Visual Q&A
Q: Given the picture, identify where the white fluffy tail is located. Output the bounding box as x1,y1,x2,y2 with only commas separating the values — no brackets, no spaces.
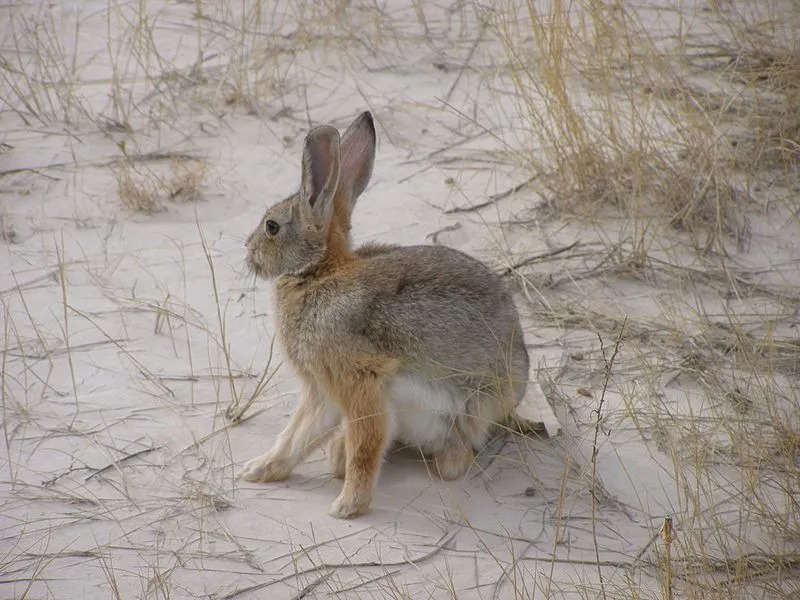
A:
511,380,562,438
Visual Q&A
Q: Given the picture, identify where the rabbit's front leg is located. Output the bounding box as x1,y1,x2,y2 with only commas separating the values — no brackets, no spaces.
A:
239,381,340,483
328,380,389,519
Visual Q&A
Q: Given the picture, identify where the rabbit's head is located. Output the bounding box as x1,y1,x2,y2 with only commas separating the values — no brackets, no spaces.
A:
246,112,376,278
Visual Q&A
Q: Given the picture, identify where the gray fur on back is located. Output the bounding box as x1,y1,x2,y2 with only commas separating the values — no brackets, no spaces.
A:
277,242,529,406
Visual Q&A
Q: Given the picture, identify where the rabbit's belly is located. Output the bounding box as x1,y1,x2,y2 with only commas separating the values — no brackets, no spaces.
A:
385,373,460,453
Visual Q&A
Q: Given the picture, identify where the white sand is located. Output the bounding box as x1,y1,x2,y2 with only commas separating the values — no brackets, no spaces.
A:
2,1,798,598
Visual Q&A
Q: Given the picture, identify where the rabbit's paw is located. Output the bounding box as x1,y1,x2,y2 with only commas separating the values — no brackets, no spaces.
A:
433,443,474,480
329,490,370,519
328,433,347,479
238,453,291,482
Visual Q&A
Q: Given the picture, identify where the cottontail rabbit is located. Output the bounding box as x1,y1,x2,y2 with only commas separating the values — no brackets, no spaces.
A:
239,112,529,518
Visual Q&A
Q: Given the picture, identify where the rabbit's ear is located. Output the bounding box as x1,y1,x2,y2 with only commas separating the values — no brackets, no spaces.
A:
300,125,341,225
339,111,376,213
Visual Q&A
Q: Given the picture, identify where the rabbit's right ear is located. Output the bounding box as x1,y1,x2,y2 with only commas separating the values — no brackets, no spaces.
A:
339,111,376,215
299,125,341,227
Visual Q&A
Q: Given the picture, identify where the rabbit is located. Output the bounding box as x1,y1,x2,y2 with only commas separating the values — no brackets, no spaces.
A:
239,111,529,519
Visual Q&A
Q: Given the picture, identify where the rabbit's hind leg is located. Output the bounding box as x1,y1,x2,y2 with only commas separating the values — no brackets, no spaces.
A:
432,383,514,480
433,427,475,480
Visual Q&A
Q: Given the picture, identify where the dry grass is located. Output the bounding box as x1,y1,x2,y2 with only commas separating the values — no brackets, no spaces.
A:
490,0,757,252
114,155,206,213
698,1,800,174
485,3,800,596
518,255,800,599
0,7,89,126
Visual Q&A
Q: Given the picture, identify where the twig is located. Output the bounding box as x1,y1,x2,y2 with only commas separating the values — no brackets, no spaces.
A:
426,222,461,245
443,197,499,215
85,446,159,482
212,528,459,600
42,445,160,486
176,406,269,458
661,516,675,600
0,150,199,176
501,241,580,276
631,525,662,565
44,408,268,487
470,432,510,480
41,463,89,487
157,372,258,381
521,556,639,568
214,571,306,600
397,132,488,178
592,318,627,600
329,569,402,594
3,338,127,360
444,175,540,214
289,570,332,600
0,270,59,295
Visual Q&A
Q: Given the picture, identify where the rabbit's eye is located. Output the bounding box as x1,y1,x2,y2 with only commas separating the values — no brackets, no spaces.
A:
264,219,280,236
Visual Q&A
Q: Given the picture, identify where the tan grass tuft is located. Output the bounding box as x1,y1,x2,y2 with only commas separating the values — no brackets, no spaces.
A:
700,2,800,173
113,162,163,214
167,157,206,204
493,0,753,251
114,155,206,213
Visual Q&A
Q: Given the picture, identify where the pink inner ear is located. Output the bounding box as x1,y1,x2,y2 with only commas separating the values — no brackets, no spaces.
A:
340,119,375,205
309,137,333,205
342,136,368,172
303,128,340,208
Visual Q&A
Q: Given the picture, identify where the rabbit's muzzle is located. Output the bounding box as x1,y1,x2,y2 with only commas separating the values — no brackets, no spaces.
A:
245,229,263,277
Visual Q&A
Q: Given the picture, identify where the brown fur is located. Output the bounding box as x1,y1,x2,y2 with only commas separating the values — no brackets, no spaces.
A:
324,359,396,517
317,190,353,274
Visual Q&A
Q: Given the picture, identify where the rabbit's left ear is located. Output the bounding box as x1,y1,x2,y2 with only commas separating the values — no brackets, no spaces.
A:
339,111,376,214
300,125,341,226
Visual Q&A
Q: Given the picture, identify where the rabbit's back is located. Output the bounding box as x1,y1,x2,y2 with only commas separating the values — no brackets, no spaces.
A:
356,244,525,375
277,244,528,402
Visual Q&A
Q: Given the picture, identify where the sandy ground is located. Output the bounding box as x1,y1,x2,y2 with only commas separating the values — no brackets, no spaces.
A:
2,1,799,599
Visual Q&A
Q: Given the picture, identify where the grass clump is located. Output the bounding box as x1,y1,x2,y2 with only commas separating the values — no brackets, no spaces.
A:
712,4,800,174
492,0,752,250
114,153,206,213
